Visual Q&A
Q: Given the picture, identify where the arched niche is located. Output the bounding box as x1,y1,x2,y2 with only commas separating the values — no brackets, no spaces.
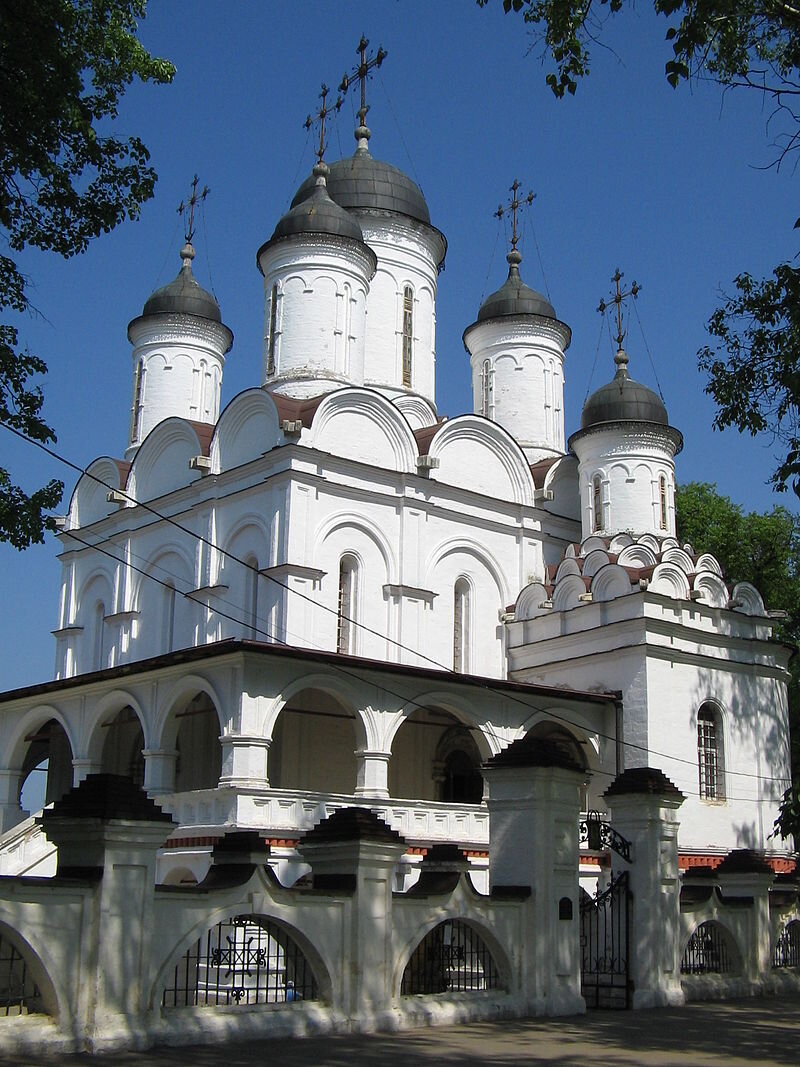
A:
389,706,485,804
269,687,359,794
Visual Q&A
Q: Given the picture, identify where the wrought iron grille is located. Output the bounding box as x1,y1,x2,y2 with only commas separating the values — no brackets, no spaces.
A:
580,871,631,1009
681,921,732,974
773,920,800,968
162,915,318,1008
401,919,500,995
0,932,41,1016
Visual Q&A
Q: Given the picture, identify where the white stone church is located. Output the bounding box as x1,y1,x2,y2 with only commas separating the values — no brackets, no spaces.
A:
0,55,796,1052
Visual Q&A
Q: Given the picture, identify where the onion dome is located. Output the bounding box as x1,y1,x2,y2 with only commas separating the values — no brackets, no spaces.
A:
139,242,221,323
477,250,556,322
292,141,431,225
264,162,366,251
579,347,668,430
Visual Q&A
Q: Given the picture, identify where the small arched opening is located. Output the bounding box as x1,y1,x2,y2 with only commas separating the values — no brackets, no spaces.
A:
390,708,485,804
18,719,73,816
173,692,223,793
100,706,145,787
401,919,501,995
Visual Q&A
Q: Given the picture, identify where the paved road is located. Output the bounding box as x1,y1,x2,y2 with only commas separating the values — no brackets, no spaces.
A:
6,995,799,1066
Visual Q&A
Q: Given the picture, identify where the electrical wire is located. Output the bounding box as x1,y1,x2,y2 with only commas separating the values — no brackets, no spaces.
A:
1,421,792,799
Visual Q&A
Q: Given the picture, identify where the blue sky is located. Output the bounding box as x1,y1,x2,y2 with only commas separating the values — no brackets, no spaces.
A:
2,0,798,691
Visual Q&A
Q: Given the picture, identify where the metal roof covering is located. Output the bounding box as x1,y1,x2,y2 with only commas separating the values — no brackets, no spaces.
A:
141,244,221,323
580,354,669,431
477,253,556,322
270,165,366,245
291,144,431,225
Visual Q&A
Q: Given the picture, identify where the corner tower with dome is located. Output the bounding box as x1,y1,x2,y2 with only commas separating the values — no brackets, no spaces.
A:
0,41,792,1025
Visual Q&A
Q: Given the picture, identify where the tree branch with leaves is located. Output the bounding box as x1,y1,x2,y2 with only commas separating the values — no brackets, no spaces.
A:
0,0,173,548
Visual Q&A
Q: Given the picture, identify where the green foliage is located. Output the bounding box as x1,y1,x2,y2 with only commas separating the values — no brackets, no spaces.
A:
699,265,800,494
480,0,800,496
675,482,800,841
479,0,800,99
0,0,174,547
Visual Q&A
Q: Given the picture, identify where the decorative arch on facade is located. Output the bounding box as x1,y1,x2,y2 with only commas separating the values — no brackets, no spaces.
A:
427,415,535,506
216,516,271,640
424,537,510,610
541,454,580,524
554,557,581,582
581,549,611,579
513,581,550,621
127,418,205,502
392,393,437,431
648,562,691,600
75,569,115,673
211,388,282,474
692,572,729,609
695,552,724,577
661,547,695,574
551,573,587,612
17,717,74,816
681,919,741,975
398,917,505,996
66,456,129,529
132,544,196,658
591,563,634,603
616,544,658,569
309,388,418,473
154,677,225,794
731,581,766,617
156,907,329,1010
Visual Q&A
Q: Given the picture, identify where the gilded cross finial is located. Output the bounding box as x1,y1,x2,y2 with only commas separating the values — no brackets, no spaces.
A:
494,179,536,254
177,175,209,245
598,268,641,350
339,34,388,135
304,83,343,163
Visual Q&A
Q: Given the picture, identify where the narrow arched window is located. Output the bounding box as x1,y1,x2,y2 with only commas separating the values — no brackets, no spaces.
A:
592,475,603,533
245,556,260,639
94,600,106,671
659,474,668,531
266,283,279,377
698,704,724,799
164,582,177,654
337,555,358,655
481,358,493,417
453,578,470,673
130,358,145,444
402,285,413,387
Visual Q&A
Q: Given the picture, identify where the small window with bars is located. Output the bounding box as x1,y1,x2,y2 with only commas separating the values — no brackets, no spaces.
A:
773,920,800,968
130,358,145,444
337,555,357,655
659,474,668,531
402,919,500,995
402,285,413,387
266,283,279,377
681,921,733,975
592,475,603,533
480,359,493,417
162,915,318,1008
0,931,42,1016
697,704,724,800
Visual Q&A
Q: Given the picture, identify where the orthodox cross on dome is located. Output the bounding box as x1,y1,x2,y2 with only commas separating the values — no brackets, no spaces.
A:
339,34,388,138
177,174,209,245
304,82,343,163
598,268,641,351
494,179,536,255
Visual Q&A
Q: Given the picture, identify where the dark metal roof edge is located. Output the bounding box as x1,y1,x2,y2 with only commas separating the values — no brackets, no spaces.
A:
0,638,618,708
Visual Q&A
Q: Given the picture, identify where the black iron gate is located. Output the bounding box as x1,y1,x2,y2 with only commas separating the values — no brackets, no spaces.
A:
580,870,632,1009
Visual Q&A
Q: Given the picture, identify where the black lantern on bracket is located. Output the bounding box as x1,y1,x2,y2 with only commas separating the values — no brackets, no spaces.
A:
586,809,603,851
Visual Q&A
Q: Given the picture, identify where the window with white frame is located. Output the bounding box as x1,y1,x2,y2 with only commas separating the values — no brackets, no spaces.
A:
130,358,145,444
659,474,668,531
698,703,725,799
